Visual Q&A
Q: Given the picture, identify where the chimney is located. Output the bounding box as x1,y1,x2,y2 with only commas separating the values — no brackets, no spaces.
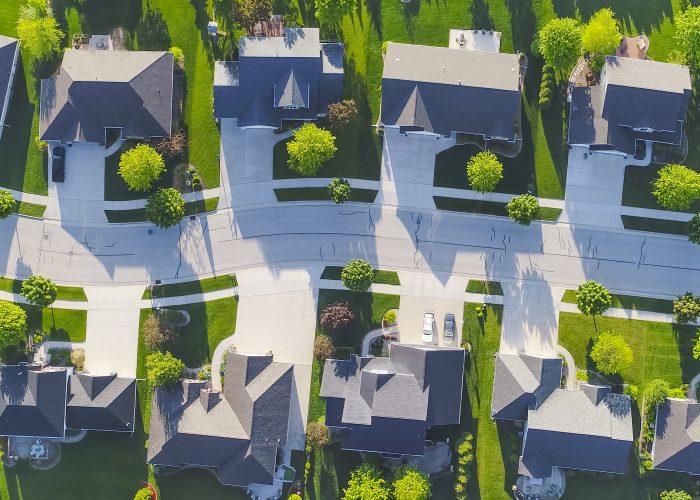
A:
200,388,221,412
182,379,205,401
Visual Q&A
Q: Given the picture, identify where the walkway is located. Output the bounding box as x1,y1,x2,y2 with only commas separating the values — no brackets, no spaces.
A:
559,302,696,325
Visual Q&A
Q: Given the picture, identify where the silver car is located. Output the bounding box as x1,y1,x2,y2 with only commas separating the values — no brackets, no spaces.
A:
443,313,456,343
422,313,435,343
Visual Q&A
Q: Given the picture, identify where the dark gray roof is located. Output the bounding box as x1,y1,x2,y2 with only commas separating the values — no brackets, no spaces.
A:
0,36,18,123
320,343,464,455
379,42,521,140
66,373,136,432
519,385,633,478
147,352,293,487
653,398,700,475
491,354,562,421
40,50,174,144
214,28,343,127
0,365,67,438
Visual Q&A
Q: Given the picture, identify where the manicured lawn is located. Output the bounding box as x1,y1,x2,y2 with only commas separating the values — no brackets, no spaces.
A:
0,277,87,301
320,266,401,286
105,197,219,223
274,187,378,203
15,201,46,218
143,274,236,299
561,290,674,314
22,305,88,342
622,163,700,213
434,196,562,222
622,215,690,236
466,280,504,295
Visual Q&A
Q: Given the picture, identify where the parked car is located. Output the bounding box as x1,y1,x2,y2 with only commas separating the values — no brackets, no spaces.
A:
443,313,455,343
422,312,435,343
52,146,65,183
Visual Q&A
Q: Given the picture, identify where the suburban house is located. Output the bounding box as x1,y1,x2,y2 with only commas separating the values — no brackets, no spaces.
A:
39,49,174,146
519,384,634,479
0,35,19,142
319,343,465,457
568,56,691,156
377,40,522,143
147,351,295,488
0,364,137,438
491,354,562,421
651,398,700,475
213,28,344,128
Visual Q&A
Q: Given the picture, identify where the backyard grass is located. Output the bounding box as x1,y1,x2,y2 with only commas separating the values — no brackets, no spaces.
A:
104,196,219,223
0,277,87,301
434,196,562,222
320,266,401,286
274,187,378,203
466,279,504,295
143,274,236,299
561,290,675,314
22,305,88,342
622,215,691,236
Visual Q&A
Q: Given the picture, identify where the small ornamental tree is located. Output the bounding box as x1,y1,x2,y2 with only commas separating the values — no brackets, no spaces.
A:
143,313,177,351
0,189,16,219
675,6,700,64
118,144,166,191
652,164,700,210
393,467,431,500
341,259,374,292
673,292,700,324
306,421,330,449
133,487,153,500
466,151,503,193
169,46,185,69
313,334,335,361
506,194,540,225
575,280,612,317
538,17,583,73
328,177,351,204
582,8,621,71
688,213,700,244
315,0,354,26
328,99,358,130
146,351,184,387
21,276,57,308
145,188,185,228
660,490,692,500
590,332,633,375
16,0,63,60
343,464,390,500
287,124,337,177
239,0,272,27
320,302,355,333
644,379,670,407
0,300,27,351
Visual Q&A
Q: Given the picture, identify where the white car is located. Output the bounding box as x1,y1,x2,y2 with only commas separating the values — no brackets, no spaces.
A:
422,312,435,343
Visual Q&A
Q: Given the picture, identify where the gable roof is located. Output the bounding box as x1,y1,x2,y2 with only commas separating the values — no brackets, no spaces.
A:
40,50,173,144
653,398,700,475
491,354,562,421
147,352,294,487
66,373,136,432
0,36,19,127
519,385,633,478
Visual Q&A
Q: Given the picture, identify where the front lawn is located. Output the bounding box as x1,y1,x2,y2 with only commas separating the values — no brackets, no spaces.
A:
622,163,700,213
0,277,87,301
22,305,87,342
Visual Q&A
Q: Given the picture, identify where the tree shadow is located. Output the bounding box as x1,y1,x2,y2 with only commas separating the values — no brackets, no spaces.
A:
366,0,383,39
137,5,171,50
673,323,700,384
505,0,537,54
74,0,143,34
470,0,495,31
540,83,569,188
497,422,520,495
551,0,576,18
575,0,673,33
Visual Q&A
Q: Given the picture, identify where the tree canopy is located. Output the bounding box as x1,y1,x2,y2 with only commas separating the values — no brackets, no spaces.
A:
133,487,154,500
146,351,184,386
538,17,583,72
688,213,700,244
16,0,63,60
340,260,374,292
644,379,670,407
328,99,358,130
466,151,503,193
313,334,335,361
575,280,612,316
675,6,700,64
118,144,166,192
328,177,351,204
343,464,390,500
652,164,700,211
393,467,431,500
287,124,337,177
21,275,58,308
590,332,633,375
145,188,185,228
315,0,354,26
506,194,540,225
0,300,27,351
0,189,16,219
583,8,621,71
306,421,330,449
239,0,272,26
673,292,700,324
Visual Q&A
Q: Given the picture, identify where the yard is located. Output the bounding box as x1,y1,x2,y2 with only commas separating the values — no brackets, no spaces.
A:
22,305,87,342
560,290,675,314
143,274,236,299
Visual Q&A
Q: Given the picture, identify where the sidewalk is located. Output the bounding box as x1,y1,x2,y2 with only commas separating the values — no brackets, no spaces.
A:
433,187,565,210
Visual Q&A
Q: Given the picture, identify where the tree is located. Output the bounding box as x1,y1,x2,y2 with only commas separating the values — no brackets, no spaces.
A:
143,313,177,351
582,8,621,71
343,464,390,500
660,490,692,500
306,421,330,449
675,6,700,64
393,467,431,500
673,292,700,324
239,0,272,27
575,280,612,317
313,334,335,361
0,300,27,351
328,99,358,130
16,0,63,60
0,189,16,219
466,151,503,193
118,144,166,191
315,0,354,26
538,17,583,73
340,259,374,292
21,275,57,308
644,379,670,406
693,332,700,360
287,124,337,177
328,177,351,204
590,332,633,375
320,302,355,333
145,188,185,228
688,213,700,244
652,164,700,210
506,194,540,225
133,487,153,500
146,351,184,386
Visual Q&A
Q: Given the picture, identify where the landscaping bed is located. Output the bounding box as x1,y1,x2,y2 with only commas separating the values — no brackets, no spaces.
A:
466,280,504,295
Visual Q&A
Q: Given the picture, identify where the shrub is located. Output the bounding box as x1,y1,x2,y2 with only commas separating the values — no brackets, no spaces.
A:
668,386,687,399
340,259,374,292
118,144,166,191
673,292,700,324
651,164,700,210
21,275,57,308
392,466,431,500
0,189,16,219
639,450,653,475
688,213,700,244
145,188,185,228
538,64,555,109
343,464,389,500
287,124,337,176
383,310,396,324
660,490,692,500
328,177,351,204
70,349,85,370
454,432,474,500
320,302,355,333
0,300,28,351
327,99,358,130
169,46,185,69
146,351,184,387
623,384,639,400
133,487,153,500
306,421,330,449
644,379,670,407
506,194,540,225
313,334,335,361
590,331,633,375
33,136,48,152
575,280,612,316
16,0,64,60
575,370,588,381
466,151,503,193
143,313,177,351
155,131,187,158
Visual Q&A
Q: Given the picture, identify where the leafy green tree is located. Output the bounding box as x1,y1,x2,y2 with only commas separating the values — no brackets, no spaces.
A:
575,280,613,317
652,164,700,210
393,467,431,500
583,8,621,71
340,259,374,292
133,487,153,500
343,464,390,500
0,189,16,219
693,332,700,360
0,300,27,351
466,151,503,193
306,421,329,449
328,177,351,204
506,194,540,225
538,17,583,73
660,490,692,500
21,276,57,308
145,188,185,228
644,379,670,406
16,0,63,60
118,144,166,191
169,46,185,69
328,99,358,130
673,292,700,324
287,124,337,177
239,0,272,26
315,0,354,26
688,213,700,244
675,6,700,64
623,384,639,400
146,351,184,386
590,331,633,375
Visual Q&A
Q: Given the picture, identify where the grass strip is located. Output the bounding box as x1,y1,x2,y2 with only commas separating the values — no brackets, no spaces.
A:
561,290,674,314
466,279,504,295
143,275,236,299
320,266,400,285
0,277,87,301
274,187,377,203
15,201,46,218
434,196,561,221
622,215,689,236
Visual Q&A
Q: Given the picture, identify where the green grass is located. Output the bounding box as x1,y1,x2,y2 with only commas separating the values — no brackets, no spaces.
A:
274,187,378,203
561,290,674,314
466,280,504,295
21,305,87,342
0,277,87,301
143,274,236,299
434,196,562,221
622,163,700,214
622,215,690,236
320,266,401,286
105,197,219,223
15,201,46,218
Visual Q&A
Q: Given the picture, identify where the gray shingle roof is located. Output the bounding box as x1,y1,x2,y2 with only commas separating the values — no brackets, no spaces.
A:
652,398,700,475
519,385,633,478
491,354,562,421
379,42,521,140
40,50,174,144
147,352,293,487
0,36,19,129
66,373,136,432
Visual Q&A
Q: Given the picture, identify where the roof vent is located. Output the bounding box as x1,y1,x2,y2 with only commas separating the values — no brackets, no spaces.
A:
458,79,462,85
442,65,446,73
